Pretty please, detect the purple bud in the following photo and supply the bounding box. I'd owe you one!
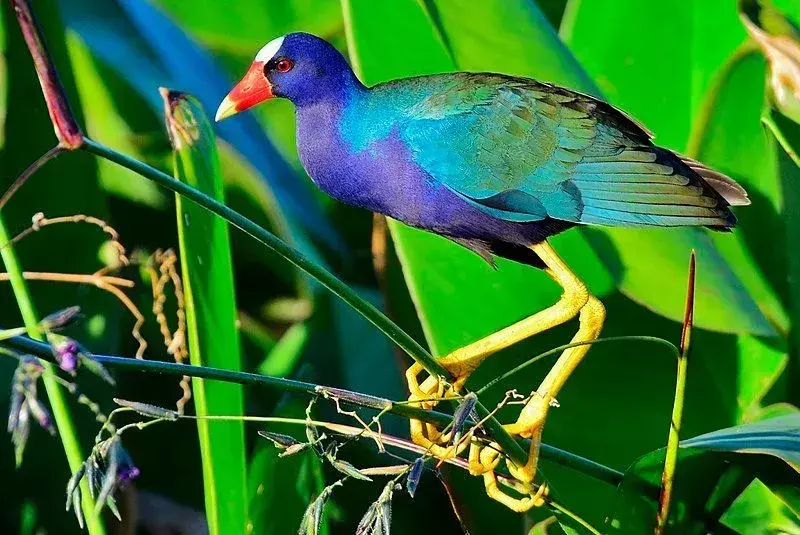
[117,464,140,486]
[116,446,140,487]
[56,340,79,374]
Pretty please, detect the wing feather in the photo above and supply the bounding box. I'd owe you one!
[395,73,742,228]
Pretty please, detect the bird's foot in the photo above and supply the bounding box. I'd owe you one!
[407,353,552,512]
[468,394,551,511]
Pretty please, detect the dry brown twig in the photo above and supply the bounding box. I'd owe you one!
[145,249,191,413]
[0,212,148,358]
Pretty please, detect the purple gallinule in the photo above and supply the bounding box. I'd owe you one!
[217,33,748,511]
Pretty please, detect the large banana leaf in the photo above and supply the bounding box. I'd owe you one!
[166,90,248,535]
[418,0,773,336]
[562,0,786,337]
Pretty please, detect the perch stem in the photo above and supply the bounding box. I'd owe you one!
[3,332,631,489]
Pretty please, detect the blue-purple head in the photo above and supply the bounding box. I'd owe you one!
[216,33,358,120]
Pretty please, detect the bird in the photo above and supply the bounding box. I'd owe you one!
[216,32,749,512]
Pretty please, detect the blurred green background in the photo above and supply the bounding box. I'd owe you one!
[1,0,799,534]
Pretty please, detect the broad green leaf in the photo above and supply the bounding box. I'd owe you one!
[608,412,800,533]
[608,448,753,534]
[154,0,342,56]
[558,0,775,335]
[682,414,800,470]
[763,97,800,382]
[165,90,248,535]
[721,479,800,535]
[258,322,310,377]
[689,47,789,333]
[66,31,166,208]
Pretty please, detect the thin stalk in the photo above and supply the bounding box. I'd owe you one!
[0,214,104,534]
[80,137,442,377]
[477,335,680,395]
[0,146,63,210]
[655,252,696,535]
[9,0,83,148]
[4,332,633,489]
[130,412,600,531]
[79,137,528,466]
[550,500,602,535]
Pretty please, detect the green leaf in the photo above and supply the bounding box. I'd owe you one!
[154,0,342,55]
[258,322,310,377]
[560,0,774,335]
[682,414,800,470]
[65,31,166,208]
[721,479,800,535]
[165,89,248,535]
[763,108,800,372]
[608,412,800,534]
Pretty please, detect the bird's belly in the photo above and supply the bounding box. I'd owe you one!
[298,128,548,245]
[299,130,431,224]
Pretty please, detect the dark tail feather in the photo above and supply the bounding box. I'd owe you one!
[680,156,750,207]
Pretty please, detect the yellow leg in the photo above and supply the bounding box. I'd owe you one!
[503,295,605,486]
[405,240,606,512]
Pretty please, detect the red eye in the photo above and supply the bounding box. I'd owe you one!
[275,58,293,73]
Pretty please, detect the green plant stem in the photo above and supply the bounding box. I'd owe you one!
[78,136,527,466]
[477,335,680,395]
[4,332,630,489]
[0,214,104,535]
[128,412,601,532]
[656,253,696,534]
[81,138,440,374]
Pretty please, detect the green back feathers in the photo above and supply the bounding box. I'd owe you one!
[375,73,747,229]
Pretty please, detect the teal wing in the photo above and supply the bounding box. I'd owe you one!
[396,73,745,228]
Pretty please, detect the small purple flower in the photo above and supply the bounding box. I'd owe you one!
[117,464,140,486]
[55,339,79,374]
[116,445,140,488]
[67,437,140,526]
[46,333,115,385]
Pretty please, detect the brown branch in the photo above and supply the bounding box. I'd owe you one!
[0,271,133,287]
[10,0,83,149]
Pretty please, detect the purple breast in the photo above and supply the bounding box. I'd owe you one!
[296,102,545,246]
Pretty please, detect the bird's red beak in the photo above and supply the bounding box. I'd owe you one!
[215,62,273,121]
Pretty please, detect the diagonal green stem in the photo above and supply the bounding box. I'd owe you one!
[656,253,696,534]
[0,214,104,534]
[3,332,630,489]
[78,136,529,466]
[80,137,441,377]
